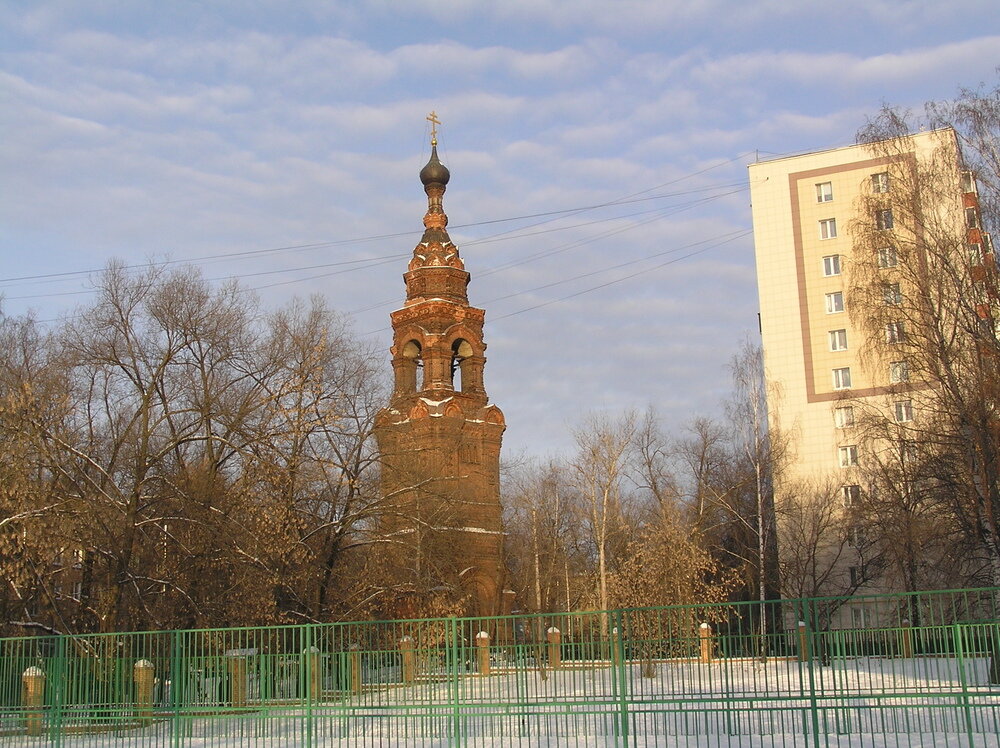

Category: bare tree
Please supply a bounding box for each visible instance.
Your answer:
[725,340,782,648]
[571,412,638,635]
[503,460,584,615]
[2,264,390,634]
[609,510,735,675]
[776,480,881,604]
[0,309,74,634]
[851,109,1000,589]
[851,403,983,599]
[674,417,732,533]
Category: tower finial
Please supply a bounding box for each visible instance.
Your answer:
[427,111,441,146]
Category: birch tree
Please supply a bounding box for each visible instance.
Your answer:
[571,413,637,635]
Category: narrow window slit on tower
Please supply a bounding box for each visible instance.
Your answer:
[451,339,473,391]
[402,339,423,392]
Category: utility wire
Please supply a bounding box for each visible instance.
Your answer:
[483,228,750,305]
[360,227,752,335]
[345,186,747,315]
[474,187,745,279]
[491,230,752,322]
[10,152,756,322]
[0,153,752,288]
[5,184,747,303]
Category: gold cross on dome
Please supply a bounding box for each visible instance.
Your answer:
[427,111,441,146]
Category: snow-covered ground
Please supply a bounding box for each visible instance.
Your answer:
[7,656,1000,747]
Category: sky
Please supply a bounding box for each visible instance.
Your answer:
[2,1,999,459]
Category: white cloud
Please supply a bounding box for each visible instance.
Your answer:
[390,41,598,82]
[690,36,1000,93]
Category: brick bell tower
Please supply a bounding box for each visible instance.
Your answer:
[374,118,506,617]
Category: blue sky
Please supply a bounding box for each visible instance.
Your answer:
[2,1,999,458]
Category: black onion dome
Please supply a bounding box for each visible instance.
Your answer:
[419,145,450,186]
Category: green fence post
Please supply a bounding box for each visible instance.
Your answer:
[953,623,975,748]
[613,610,630,747]
[304,624,314,748]
[171,629,182,748]
[803,601,821,747]
[449,616,461,748]
[52,633,67,748]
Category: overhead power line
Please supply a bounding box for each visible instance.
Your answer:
[8,151,757,324]
[0,152,753,288]
[360,227,752,336]
[491,230,752,322]
[4,183,748,303]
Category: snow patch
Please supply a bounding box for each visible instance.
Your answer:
[420,397,454,407]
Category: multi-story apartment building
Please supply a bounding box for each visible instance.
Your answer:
[749,128,992,601]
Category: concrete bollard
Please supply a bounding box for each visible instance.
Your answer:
[699,623,713,663]
[22,666,45,736]
[547,627,562,669]
[349,644,362,694]
[400,636,416,683]
[798,621,810,662]
[228,655,247,709]
[901,619,914,659]
[134,660,155,723]
[304,646,321,701]
[476,631,491,676]
[611,627,621,666]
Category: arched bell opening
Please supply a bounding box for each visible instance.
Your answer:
[451,338,474,392]
[399,339,423,393]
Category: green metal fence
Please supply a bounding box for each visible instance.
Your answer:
[2,588,999,746]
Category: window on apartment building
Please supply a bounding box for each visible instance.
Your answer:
[968,243,985,264]
[876,209,894,230]
[877,247,898,268]
[849,566,860,587]
[886,321,905,344]
[832,367,852,390]
[900,440,918,464]
[872,172,890,193]
[829,329,848,351]
[834,406,855,428]
[839,445,859,468]
[966,206,980,229]
[816,182,834,202]
[842,484,861,507]
[819,218,838,239]
[890,360,910,383]
[822,254,841,276]
[851,604,871,629]
[894,399,913,423]
[961,171,975,194]
[71,581,82,601]
[883,282,902,305]
[847,526,867,548]
[825,291,845,313]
